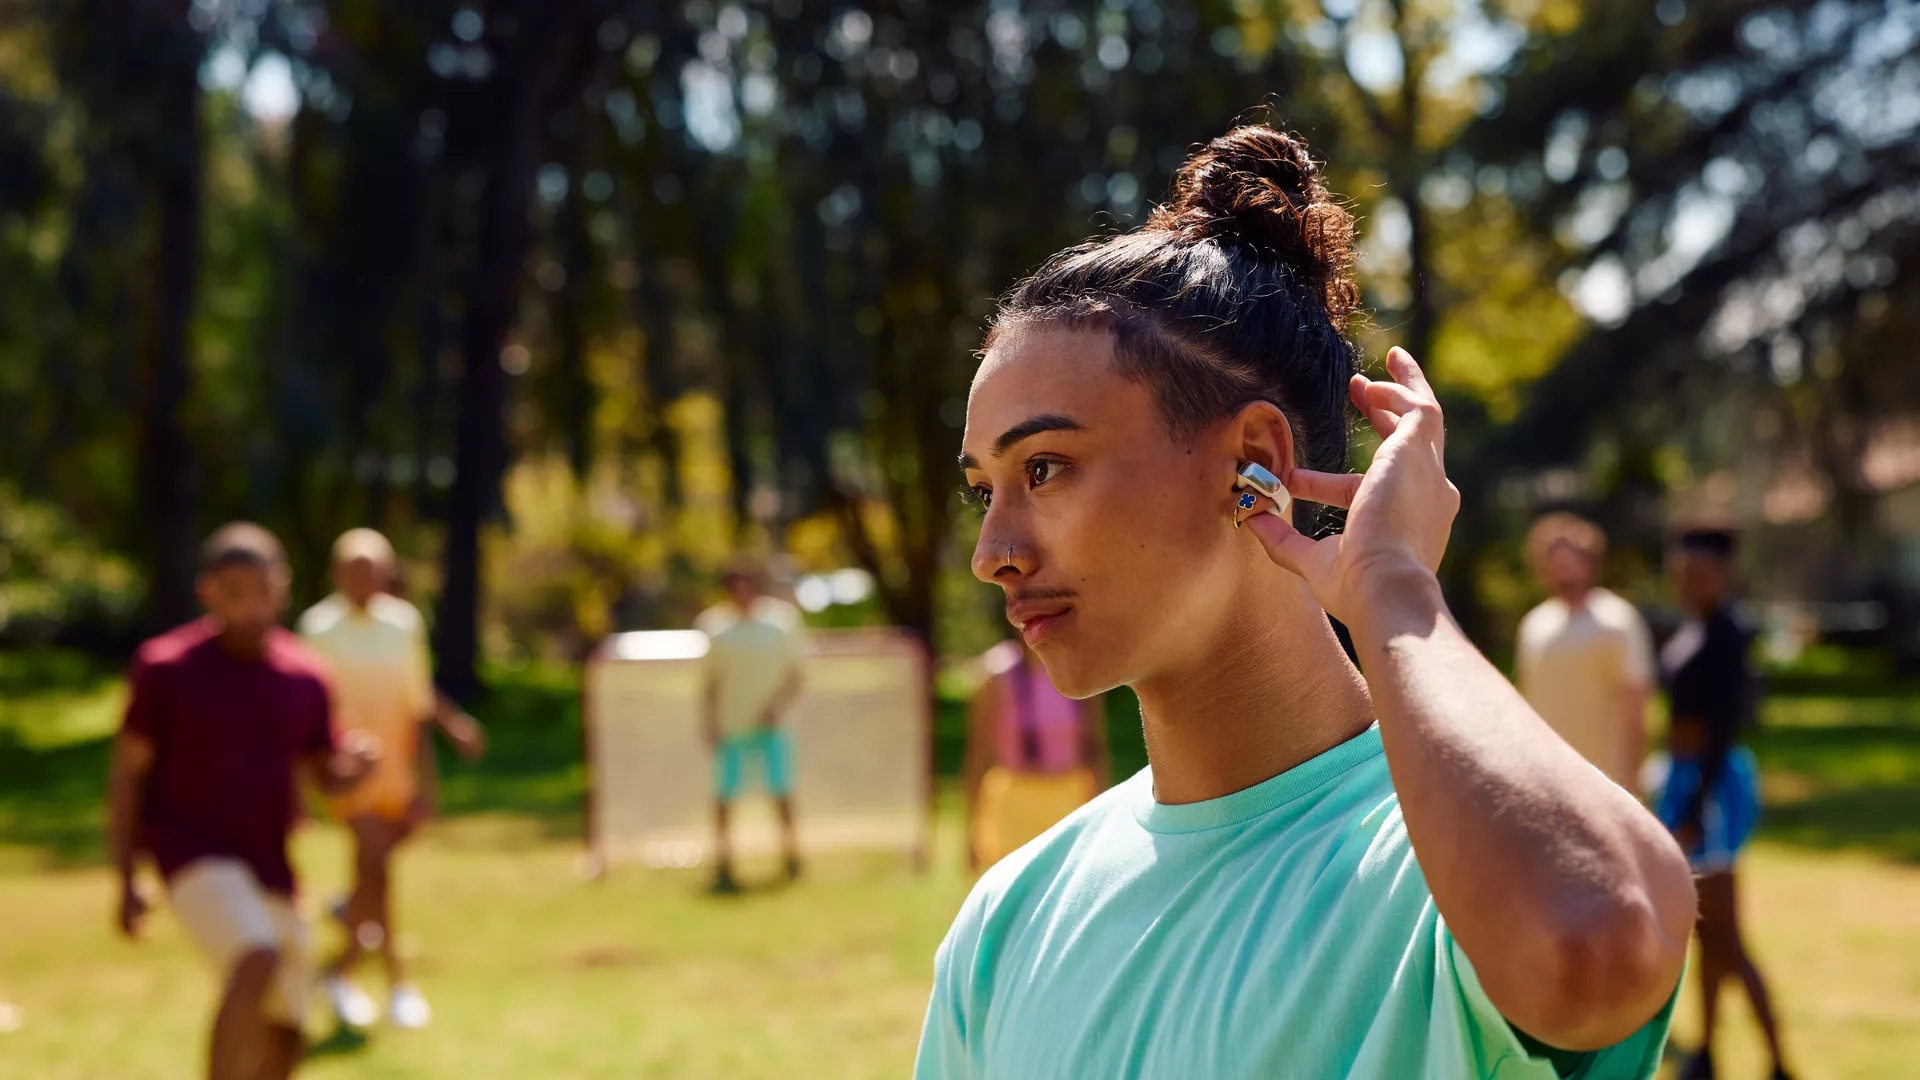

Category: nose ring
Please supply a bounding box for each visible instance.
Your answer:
[1003,543,1015,570]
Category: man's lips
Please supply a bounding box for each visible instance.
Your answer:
[1006,596,1074,644]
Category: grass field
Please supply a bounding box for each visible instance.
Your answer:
[1,649,1916,1079]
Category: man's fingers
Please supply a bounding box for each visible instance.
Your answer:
[1386,346,1436,401]
[1356,375,1425,419]
[1246,512,1322,579]
[1285,468,1364,509]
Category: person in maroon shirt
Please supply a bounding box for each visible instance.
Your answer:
[107,522,376,1080]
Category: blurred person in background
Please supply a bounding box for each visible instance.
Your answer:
[300,528,485,1032]
[1515,513,1656,795]
[964,633,1109,871]
[106,523,376,1080]
[1655,527,1794,1080]
[924,123,1693,1079]
[697,560,805,893]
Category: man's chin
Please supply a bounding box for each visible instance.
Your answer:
[1028,649,1116,701]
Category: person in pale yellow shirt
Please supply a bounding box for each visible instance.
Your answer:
[696,562,805,894]
[298,529,484,1031]
[1515,513,1655,795]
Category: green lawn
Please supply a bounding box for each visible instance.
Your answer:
[1,650,1916,1079]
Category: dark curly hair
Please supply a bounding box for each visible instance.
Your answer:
[985,122,1361,534]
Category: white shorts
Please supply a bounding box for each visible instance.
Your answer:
[169,859,313,1027]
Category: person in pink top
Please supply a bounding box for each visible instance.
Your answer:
[964,637,1110,870]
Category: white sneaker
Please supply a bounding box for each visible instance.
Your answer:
[389,984,431,1030]
[325,975,379,1029]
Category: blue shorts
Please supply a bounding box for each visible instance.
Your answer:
[715,729,794,802]
[1651,747,1760,874]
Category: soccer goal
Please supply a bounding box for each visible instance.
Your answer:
[580,627,932,872]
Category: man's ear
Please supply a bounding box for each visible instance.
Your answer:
[1228,400,1297,479]
[193,572,218,613]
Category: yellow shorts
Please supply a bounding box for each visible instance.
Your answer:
[328,729,417,822]
[169,859,313,1027]
[971,766,1099,869]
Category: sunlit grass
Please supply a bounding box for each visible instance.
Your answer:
[0,649,1915,1078]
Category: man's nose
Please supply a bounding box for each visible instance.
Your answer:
[971,533,1030,584]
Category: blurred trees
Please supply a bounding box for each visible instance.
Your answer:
[0,0,1916,679]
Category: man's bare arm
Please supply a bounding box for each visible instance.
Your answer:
[1251,349,1692,1052]
[304,736,379,795]
[106,732,155,938]
[1354,573,1693,1050]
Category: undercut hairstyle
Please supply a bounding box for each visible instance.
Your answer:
[199,521,287,573]
[1525,512,1607,569]
[986,120,1361,535]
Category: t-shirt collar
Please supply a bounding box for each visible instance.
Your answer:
[1128,724,1384,835]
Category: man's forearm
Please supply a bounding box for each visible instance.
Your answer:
[106,773,142,883]
[1351,569,1693,1050]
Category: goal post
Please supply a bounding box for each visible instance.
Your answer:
[581,627,932,872]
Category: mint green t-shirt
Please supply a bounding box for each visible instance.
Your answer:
[915,726,1674,1079]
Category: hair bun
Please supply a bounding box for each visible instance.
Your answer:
[1148,124,1359,328]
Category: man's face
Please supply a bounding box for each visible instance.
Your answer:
[196,561,289,643]
[1669,548,1728,612]
[725,575,760,610]
[335,556,384,607]
[960,325,1246,698]
[1536,540,1596,596]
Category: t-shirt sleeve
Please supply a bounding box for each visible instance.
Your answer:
[305,672,340,757]
[121,655,167,742]
[913,894,986,1080]
[1435,925,1676,1079]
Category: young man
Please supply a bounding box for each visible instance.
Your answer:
[923,124,1691,1079]
[298,528,484,1030]
[1515,513,1657,794]
[695,562,805,893]
[108,522,377,1080]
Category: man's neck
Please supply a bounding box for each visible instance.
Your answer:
[1553,584,1594,609]
[1130,572,1374,805]
[214,624,268,661]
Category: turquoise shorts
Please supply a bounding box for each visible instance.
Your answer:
[715,728,794,802]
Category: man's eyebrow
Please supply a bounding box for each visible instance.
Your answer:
[957,414,1085,471]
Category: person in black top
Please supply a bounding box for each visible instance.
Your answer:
[1657,527,1793,1080]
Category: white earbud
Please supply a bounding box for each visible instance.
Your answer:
[1234,462,1292,521]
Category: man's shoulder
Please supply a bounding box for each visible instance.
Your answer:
[955,778,1139,928]
[265,630,332,687]
[752,597,805,631]
[133,619,217,672]
[296,594,347,637]
[367,593,425,632]
[1516,599,1563,636]
[694,603,738,637]
[1587,589,1648,630]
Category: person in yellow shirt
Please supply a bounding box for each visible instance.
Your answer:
[696,562,805,894]
[1515,513,1655,795]
[298,529,484,1030]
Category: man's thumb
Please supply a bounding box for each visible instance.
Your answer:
[1246,513,1318,579]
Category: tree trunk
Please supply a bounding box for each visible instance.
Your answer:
[434,7,605,697]
[137,20,204,631]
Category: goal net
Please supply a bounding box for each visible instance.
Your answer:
[582,627,931,870]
